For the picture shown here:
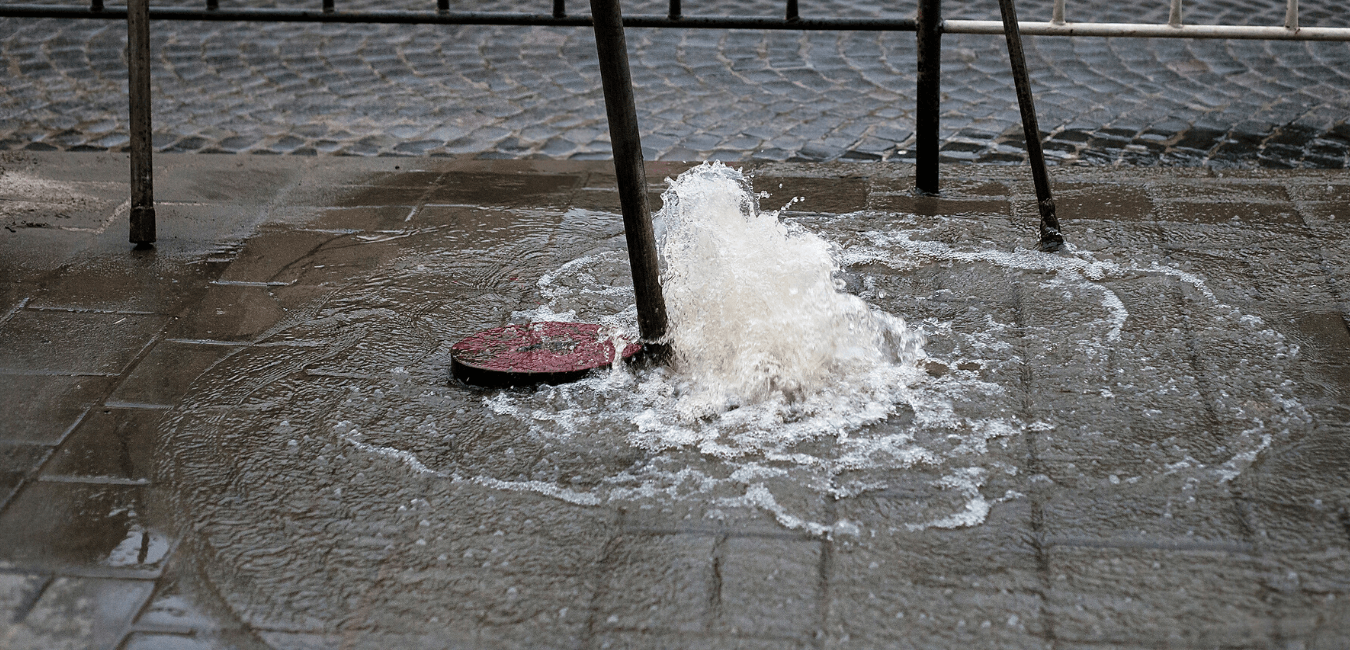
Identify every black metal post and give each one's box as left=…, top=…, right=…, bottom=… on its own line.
left=589, top=0, right=669, bottom=347
left=437, top=0, right=448, bottom=12
left=553, top=0, right=565, bottom=18
left=786, top=0, right=799, bottom=21
left=207, top=0, right=218, bottom=11
left=915, top=0, right=941, bottom=194
left=668, top=0, right=680, bottom=20
left=322, top=0, right=334, bottom=13
left=127, top=0, right=154, bottom=246
left=996, top=0, right=1064, bottom=251
left=91, top=0, right=103, bottom=11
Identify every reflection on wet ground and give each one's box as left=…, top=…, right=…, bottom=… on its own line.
left=2, top=153, right=1349, bottom=648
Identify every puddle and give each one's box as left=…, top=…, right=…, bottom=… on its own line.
left=164, top=163, right=1311, bottom=544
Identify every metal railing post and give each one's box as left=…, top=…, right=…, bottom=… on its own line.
left=996, top=0, right=1063, bottom=251
left=127, top=0, right=155, bottom=246
left=1284, top=0, right=1298, bottom=30
left=1169, top=0, right=1183, bottom=27
left=553, top=0, right=565, bottom=18
left=589, top=0, right=669, bottom=348
left=916, top=0, right=941, bottom=194
left=786, top=0, right=798, bottom=21
left=668, top=0, right=680, bottom=20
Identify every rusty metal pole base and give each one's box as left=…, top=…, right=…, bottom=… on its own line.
left=450, top=322, right=642, bottom=388
left=1037, top=197, right=1065, bottom=252
left=130, top=205, right=156, bottom=248
left=1038, top=234, right=1065, bottom=253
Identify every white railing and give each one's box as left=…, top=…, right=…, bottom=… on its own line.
left=947, top=0, right=1350, bottom=41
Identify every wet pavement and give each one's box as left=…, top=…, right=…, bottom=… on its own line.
left=3, top=151, right=1350, bottom=649
left=3, top=0, right=1350, bottom=167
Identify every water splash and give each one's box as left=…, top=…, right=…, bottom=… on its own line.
left=658, top=162, right=923, bottom=414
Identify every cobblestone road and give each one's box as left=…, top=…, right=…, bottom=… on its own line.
left=2, top=0, right=1350, bottom=167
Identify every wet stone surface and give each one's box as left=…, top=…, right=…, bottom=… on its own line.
left=1, top=153, right=1349, bottom=648
left=3, top=0, right=1350, bottom=167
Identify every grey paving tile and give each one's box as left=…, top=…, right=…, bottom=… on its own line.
left=0, top=225, right=97, bottom=273
left=254, top=632, right=343, bottom=650
left=0, top=571, right=48, bottom=627
left=829, top=583, right=1049, bottom=649
left=0, top=374, right=112, bottom=445
left=0, top=481, right=169, bottom=576
left=133, top=583, right=223, bottom=634
left=106, top=341, right=237, bottom=408
left=3, top=576, right=154, bottom=650
left=590, top=631, right=812, bottom=649
left=755, top=175, right=868, bottom=214
left=212, top=228, right=341, bottom=284
left=162, top=284, right=331, bottom=343
left=0, top=310, right=165, bottom=375
left=24, top=254, right=222, bottom=317
left=1046, top=546, right=1271, bottom=646
left=4, top=155, right=1350, bottom=647
left=712, top=536, right=822, bottom=638
left=0, top=443, right=52, bottom=508
left=121, top=633, right=223, bottom=650
left=592, top=533, right=717, bottom=634
left=40, top=408, right=163, bottom=482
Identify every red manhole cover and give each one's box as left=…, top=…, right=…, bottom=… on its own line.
left=450, top=321, right=643, bottom=387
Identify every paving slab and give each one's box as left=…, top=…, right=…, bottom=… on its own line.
left=0, top=576, right=155, bottom=650
left=0, top=309, right=166, bottom=375
left=0, top=374, right=112, bottom=445
left=40, top=408, right=164, bottom=482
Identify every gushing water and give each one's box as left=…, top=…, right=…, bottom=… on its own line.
left=657, top=162, right=923, bottom=425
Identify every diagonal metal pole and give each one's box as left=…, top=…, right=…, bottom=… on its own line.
left=127, top=0, right=155, bottom=246
left=589, top=0, right=669, bottom=349
left=996, top=0, right=1064, bottom=252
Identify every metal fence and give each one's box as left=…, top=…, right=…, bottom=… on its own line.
left=2, top=0, right=1348, bottom=250
left=3, top=0, right=1345, bottom=38
left=947, top=0, right=1350, bottom=40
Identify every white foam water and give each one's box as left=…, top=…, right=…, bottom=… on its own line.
left=658, top=163, right=922, bottom=416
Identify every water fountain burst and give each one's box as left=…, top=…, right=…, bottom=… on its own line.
left=657, top=162, right=924, bottom=424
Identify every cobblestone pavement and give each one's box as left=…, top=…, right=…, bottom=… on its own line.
left=2, top=152, right=1350, bottom=648
left=3, top=0, right=1350, bottom=167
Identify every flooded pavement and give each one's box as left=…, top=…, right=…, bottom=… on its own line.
left=2, top=151, right=1350, bottom=648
